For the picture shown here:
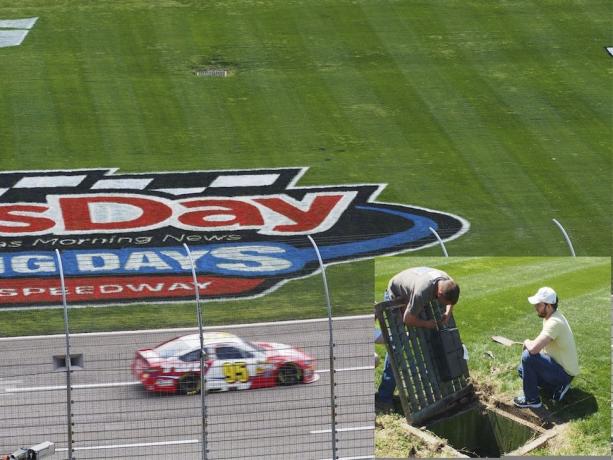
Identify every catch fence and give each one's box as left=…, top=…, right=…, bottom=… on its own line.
left=0, top=241, right=374, bottom=460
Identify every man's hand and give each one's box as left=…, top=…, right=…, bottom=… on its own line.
left=405, top=314, right=439, bottom=330
left=524, top=334, right=552, bottom=354
left=440, top=304, right=454, bottom=325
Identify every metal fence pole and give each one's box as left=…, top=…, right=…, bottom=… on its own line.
left=552, top=219, right=576, bottom=256
left=307, top=236, right=337, bottom=460
left=183, top=243, right=208, bottom=460
left=54, top=249, right=74, bottom=460
left=428, top=227, right=449, bottom=257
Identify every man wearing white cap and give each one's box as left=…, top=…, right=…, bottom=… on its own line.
left=514, top=287, right=579, bottom=408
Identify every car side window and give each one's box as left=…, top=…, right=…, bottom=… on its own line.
left=215, top=345, right=245, bottom=360
left=180, top=349, right=202, bottom=362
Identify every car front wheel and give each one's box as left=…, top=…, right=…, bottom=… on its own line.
left=277, top=364, right=302, bottom=386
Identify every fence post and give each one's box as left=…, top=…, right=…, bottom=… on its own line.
left=54, top=249, right=74, bottom=460
left=552, top=219, right=576, bottom=256
left=183, top=243, right=208, bottom=460
left=307, top=236, right=337, bottom=460
left=428, top=227, right=449, bottom=257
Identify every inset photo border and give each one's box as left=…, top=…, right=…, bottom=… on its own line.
left=374, top=256, right=611, bottom=458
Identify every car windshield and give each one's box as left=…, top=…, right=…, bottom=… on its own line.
left=156, top=338, right=191, bottom=359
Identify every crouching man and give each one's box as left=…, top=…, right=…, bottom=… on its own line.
left=514, top=287, right=579, bottom=408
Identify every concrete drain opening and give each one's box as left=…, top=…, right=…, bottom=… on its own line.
left=425, top=403, right=543, bottom=457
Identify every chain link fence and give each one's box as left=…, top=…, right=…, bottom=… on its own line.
left=0, top=242, right=374, bottom=460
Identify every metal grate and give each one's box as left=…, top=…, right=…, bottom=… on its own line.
left=375, top=299, right=472, bottom=425
left=194, top=69, right=229, bottom=77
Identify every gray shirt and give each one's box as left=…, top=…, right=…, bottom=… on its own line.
left=387, top=267, right=451, bottom=317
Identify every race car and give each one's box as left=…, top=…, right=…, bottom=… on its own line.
left=131, top=332, right=318, bottom=394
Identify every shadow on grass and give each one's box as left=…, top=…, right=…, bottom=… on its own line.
left=542, top=387, right=599, bottom=423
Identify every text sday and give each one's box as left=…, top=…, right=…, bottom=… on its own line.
left=0, top=192, right=356, bottom=236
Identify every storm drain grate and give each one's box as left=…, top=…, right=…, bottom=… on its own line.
left=375, top=298, right=472, bottom=425
left=194, top=69, right=230, bottom=77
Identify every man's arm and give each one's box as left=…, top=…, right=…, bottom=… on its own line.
left=404, top=312, right=437, bottom=329
left=523, top=333, right=552, bottom=355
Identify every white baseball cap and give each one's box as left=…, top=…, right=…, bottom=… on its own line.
left=528, top=287, right=557, bottom=305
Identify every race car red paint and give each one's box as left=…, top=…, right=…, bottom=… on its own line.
left=131, top=332, right=317, bottom=394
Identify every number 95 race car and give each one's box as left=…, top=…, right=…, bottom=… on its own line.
left=131, top=332, right=318, bottom=395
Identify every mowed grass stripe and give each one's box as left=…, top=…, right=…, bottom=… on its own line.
left=222, top=7, right=320, bottom=167
left=424, top=3, right=604, bottom=225
left=151, top=10, right=246, bottom=170
left=1, top=17, right=69, bottom=168
left=363, top=2, right=609, bottom=252
left=360, top=3, right=572, bottom=253
left=46, top=11, right=111, bottom=162
left=338, top=3, right=485, bottom=197
left=462, top=3, right=611, bottom=214
left=291, top=3, right=399, bottom=171
left=360, top=2, right=569, bottom=251
left=308, top=0, right=491, bottom=209
left=527, top=1, right=610, bottom=124
left=127, top=10, right=190, bottom=159
left=477, top=4, right=610, bottom=162
left=72, top=10, right=155, bottom=163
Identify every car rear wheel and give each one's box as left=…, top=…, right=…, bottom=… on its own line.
left=178, top=373, right=201, bottom=395
left=277, top=364, right=302, bottom=386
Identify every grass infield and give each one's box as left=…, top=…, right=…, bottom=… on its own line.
left=0, top=0, right=610, bottom=256
left=0, top=259, right=374, bottom=337
left=374, top=256, right=611, bottom=456
left=1, top=0, right=609, bottom=333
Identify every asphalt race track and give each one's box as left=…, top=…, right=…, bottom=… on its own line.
left=0, top=315, right=374, bottom=460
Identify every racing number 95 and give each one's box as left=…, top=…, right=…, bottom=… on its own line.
left=223, top=362, right=249, bottom=383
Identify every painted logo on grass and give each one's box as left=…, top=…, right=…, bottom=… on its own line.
left=0, top=17, right=37, bottom=48
left=0, top=168, right=469, bottom=307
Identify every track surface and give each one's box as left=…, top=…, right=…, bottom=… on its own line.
left=1, top=316, right=374, bottom=459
